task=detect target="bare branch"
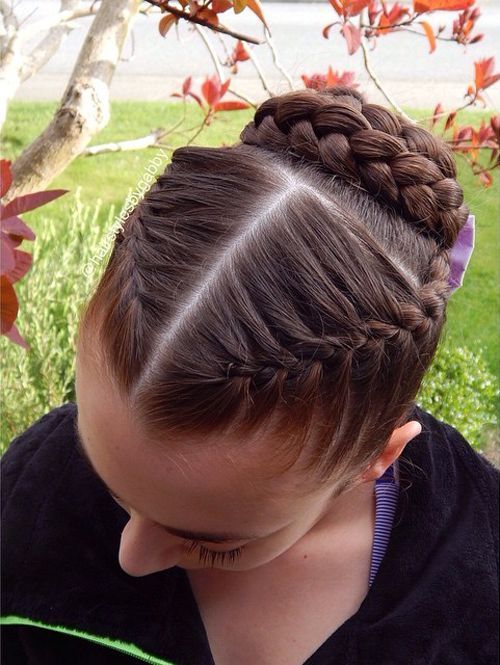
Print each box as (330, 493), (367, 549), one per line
(82, 127), (169, 154)
(261, 23), (294, 91)
(359, 10), (414, 124)
(210, 32), (259, 105)
(244, 42), (276, 97)
(398, 26), (456, 42)
(359, 11), (425, 31)
(193, 23), (224, 81)
(416, 90), (482, 125)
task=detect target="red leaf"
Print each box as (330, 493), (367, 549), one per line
(0, 209), (36, 241)
(431, 102), (444, 127)
(187, 91), (205, 109)
(5, 249), (32, 285)
(329, 0), (344, 15)
(376, 13), (394, 34)
(477, 120), (494, 143)
(420, 20), (436, 52)
(214, 100), (251, 111)
(158, 14), (177, 37)
(1, 234), (16, 274)
(456, 125), (473, 141)
(478, 170), (493, 187)
(328, 0), (370, 16)
(368, 0), (381, 24)
(376, 3), (409, 34)
(201, 76), (221, 107)
(233, 40), (250, 62)
(0, 159), (12, 198)
(445, 111), (457, 131)
(219, 78), (231, 99)
(212, 0), (233, 11)
(245, 0), (269, 29)
(182, 76), (193, 96)
(2, 320), (29, 349)
(343, 0), (371, 16)
(322, 22), (338, 38)
(414, 0), (474, 11)
(474, 57), (500, 92)
(194, 6), (219, 26)
(3, 189), (68, 218)
(326, 65), (358, 88)
(490, 115), (500, 134)
(0, 274), (18, 334)
(341, 23), (362, 54)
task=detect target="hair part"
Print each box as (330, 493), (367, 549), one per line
(77, 85), (468, 493)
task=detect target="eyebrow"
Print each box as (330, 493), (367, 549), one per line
(72, 414), (260, 544)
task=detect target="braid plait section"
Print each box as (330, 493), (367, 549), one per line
(89, 204), (158, 392)
(224, 252), (450, 388)
(239, 86), (469, 250)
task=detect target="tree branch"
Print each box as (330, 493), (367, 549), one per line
(82, 127), (169, 154)
(13, 3), (104, 47)
(359, 11), (414, 124)
(193, 22), (224, 81)
(20, 0), (100, 83)
(416, 90), (482, 125)
(143, 0), (263, 46)
(261, 23), (294, 91)
(243, 40), (276, 97)
(211, 32), (258, 105)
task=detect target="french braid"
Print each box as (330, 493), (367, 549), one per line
(240, 86), (469, 250)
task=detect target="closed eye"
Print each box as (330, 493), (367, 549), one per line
(184, 540), (245, 567)
(111, 494), (245, 566)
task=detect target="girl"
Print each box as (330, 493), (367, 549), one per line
(1, 85), (498, 665)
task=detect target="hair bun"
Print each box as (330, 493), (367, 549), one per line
(322, 85), (367, 107)
(240, 86), (469, 249)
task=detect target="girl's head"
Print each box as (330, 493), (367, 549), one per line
(75, 85), (467, 575)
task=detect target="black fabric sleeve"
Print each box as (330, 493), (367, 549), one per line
(0, 625), (140, 665)
(440, 420), (499, 568)
(1, 404), (75, 512)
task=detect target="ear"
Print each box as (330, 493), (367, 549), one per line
(359, 420), (422, 483)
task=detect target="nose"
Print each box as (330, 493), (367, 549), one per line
(118, 512), (184, 577)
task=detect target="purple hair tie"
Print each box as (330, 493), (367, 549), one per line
(448, 213), (475, 293)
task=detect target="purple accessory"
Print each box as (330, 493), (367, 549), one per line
(448, 213), (475, 293)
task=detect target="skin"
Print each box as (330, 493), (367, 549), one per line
(75, 351), (422, 577)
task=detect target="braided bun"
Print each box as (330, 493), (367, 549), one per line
(240, 86), (468, 250)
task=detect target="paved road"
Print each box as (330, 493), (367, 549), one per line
(12, 0), (500, 108)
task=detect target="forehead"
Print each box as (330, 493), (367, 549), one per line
(74, 355), (315, 530)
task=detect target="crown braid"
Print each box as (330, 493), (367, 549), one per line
(240, 86), (469, 250)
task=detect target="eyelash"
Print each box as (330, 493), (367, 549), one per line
(185, 539), (245, 567)
(110, 496), (245, 566)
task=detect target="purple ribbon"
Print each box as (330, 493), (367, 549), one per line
(448, 213), (475, 293)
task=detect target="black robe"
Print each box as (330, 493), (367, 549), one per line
(1, 401), (498, 664)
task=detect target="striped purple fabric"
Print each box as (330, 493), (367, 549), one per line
(368, 459), (400, 588)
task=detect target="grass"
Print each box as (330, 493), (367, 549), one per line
(1, 101), (499, 451)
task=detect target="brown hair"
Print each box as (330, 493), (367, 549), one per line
(77, 85), (469, 493)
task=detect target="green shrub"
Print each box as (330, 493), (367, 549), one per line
(1, 193), (498, 459)
(0, 190), (110, 454)
(416, 343), (499, 453)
